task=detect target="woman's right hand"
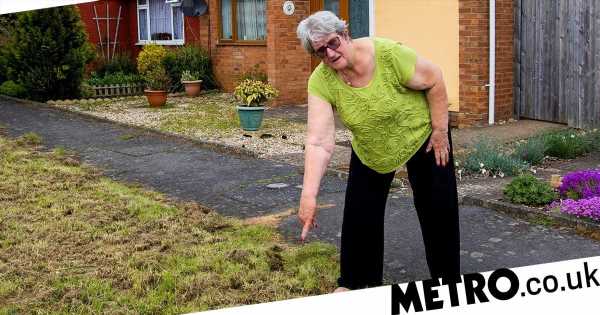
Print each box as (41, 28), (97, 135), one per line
(298, 194), (318, 241)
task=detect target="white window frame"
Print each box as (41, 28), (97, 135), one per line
(136, 0), (185, 45)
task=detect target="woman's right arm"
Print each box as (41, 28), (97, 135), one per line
(299, 94), (336, 241)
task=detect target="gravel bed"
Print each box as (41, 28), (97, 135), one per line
(47, 93), (352, 160)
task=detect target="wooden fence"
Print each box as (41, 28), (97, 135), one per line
(92, 84), (144, 98)
(515, 0), (600, 129)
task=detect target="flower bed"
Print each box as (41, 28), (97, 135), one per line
(547, 169), (600, 221)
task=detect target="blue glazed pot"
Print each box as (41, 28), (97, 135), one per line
(237, 106), (265, 131)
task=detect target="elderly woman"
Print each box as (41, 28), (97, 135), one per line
(296, 11), (460, 291)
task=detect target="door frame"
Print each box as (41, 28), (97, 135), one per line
(309, 0), (349, 70)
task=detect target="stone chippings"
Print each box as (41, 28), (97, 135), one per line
(47, 95), (352, 162)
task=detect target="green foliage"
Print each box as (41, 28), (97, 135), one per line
(0, 14), (17, 84)
(582, 128), (600, 152)
(79, 82), (95, 99)
(512, 137), (546, 165)
(463, 138), (529, 176)
(1, 7), (95, 101)
(16, 132), (42, 146)
(180, 70), (200, 82)
(234, 79), (279, 107)
(86, 72), (144, 86)
(163, 45), (217, 91)
(239, 64), (268, 83)
(145, 68), (170, 91)
(137, 45), (169, 90)
(93, 53), (137, 77)
(504, 174), (557, 206)
(0, 80), (26, 97)
(541, 130), (590, 159)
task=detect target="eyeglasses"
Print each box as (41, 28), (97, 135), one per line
(312, 36), (342, 58)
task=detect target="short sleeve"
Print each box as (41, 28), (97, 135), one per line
(388, 42), (418, 86)
(307, 64), (335, 106)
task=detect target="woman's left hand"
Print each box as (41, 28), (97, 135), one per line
(426, 128), (450, 167)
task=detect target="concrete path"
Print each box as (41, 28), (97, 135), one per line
(1, 97), (598, 284)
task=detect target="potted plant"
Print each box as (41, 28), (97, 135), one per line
(144, 68), (170, 107)
(137, 44), (170, 107)
(234, 79), (279, 131)
(181, 70), (203, 97)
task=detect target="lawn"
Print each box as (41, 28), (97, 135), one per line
(0, 134), (338, 314)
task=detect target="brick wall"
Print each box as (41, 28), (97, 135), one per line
(458, 0), (514, 128)
(206, 0), (268, 92)
(266, 0), (311, 106)
(206, 0), (310, 105)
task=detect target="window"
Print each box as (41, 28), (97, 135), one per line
(220, 0), (266, 43)
(137, 0), (184, 44)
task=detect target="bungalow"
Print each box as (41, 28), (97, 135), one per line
(77, 0), (514, 128)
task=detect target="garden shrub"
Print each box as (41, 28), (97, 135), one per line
(93, 53), (137, 77)
(464, 138), (529, 176)
(504, 174), (557, 206)
(2, 7), (95, 101)
(137, 44), (168, 77)
(137, 44), (170, 90)
(0, 14), (17, 84)
(0, 80), (26, 97)
(86, 72), (144, 86)
(541, 130), (590, 159)
(163, 45), (217, 92)
(582, 129), (600, 152)
(512, 137), (546, 166)
(79, 82), (94, 99)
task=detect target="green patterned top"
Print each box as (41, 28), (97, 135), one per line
(308, 37), (432, 174)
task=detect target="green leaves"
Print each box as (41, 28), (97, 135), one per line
(234, 79), (279, 107)
(504, 174), (557, 206)
(1, 7), (94, 101)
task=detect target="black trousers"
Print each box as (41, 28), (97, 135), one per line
(337, 131), (460, 289)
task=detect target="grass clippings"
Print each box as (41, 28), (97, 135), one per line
(0, 136), (338, 314)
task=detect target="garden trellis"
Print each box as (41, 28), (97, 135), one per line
(92, 2), (122, 60)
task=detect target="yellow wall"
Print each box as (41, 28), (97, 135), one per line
(374, 0), (459, 112)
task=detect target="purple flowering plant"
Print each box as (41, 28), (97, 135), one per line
(549, 169), (600, 221)
(558, 169), (600, 200)
(550, 197), (600, 221)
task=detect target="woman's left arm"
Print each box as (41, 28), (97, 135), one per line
(404, 56), (450, 167)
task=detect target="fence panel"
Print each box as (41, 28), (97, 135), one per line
(516, 0), (600, 128)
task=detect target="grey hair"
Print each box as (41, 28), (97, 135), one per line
(297, 11), (348, 53)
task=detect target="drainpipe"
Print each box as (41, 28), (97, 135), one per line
(369, 0), (375, 37)
(488, 0), (496, 125)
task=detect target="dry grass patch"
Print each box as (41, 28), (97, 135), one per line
(0, 136), (338, 314)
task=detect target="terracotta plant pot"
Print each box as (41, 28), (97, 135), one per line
(182, 80), (203, 97)
(144, 90), (168, 107)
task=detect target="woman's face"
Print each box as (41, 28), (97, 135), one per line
(311, 33), (353, 70)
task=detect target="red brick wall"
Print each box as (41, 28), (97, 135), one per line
(207, 0), (310, 105)
(458, 0), (514, 128)
(205, 0), (266, 92)
(266, 0), (311, 106)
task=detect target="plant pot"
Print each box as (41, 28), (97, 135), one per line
(144, 90), (168, 107)
(237, 105), (265, 131)
(182, 80), (203, 97)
